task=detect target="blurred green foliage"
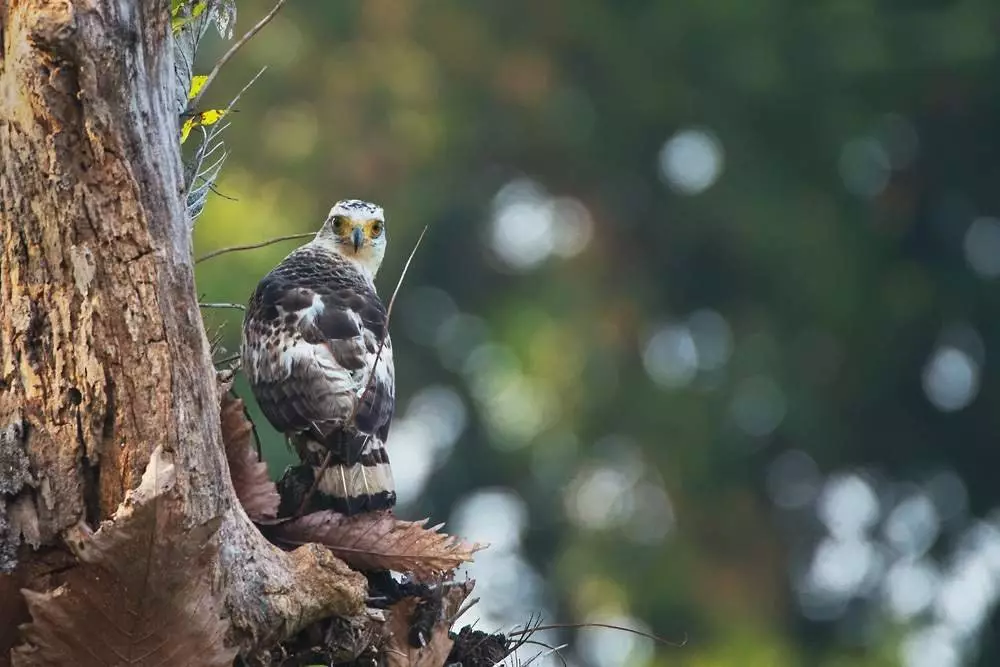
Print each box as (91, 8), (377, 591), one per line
(192, 1), (1000, 665)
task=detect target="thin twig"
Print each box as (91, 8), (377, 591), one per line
(518, 641), (570, 667)
(188, 0), (290, 111)
(207, 183), (239, 201)
(196, 232), (314, 264)
(351, 225), (429, 422)
(450, 596), (480, 624)
(507, 622), (687, 649)
(199, 302), (246, 311)
(221, 67), (268, 117)
(214, 352), (242, 365)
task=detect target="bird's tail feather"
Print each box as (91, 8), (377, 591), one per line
(277, 433), (396, 516)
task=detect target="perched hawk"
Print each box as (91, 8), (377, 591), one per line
(242, 199), (396, 516)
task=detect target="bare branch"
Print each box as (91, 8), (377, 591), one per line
(199, 302), (246, 311)
(188, 0), (290, 112)
(196, 232), (315, 264)
(214, 353), (242, 366)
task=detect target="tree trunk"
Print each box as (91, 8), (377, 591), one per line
(0, 0), (366, 660)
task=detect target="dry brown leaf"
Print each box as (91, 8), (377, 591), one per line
(11, 486), (236, 666)
(384, 582), (473, 667)
(275, 510), (485, 580)
(221, 392), (280, 521)
(384, 597), (454, 667)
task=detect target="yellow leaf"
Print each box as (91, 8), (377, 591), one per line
(188, 75), (209, 101)
(180, 118), (195, 144)
(179, 109), (228, 144)
(198, 109), (227, 126)
(171, 0), (208, 33)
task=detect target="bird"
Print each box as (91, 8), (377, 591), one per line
(241, 199), (396, 516)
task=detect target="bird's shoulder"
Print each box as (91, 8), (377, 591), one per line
(247, 244), (387, 341)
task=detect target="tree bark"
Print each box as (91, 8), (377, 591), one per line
(0, 0), (366, 660)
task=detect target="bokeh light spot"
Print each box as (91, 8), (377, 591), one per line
(642, 325), (698, 388)
(818, 473), (880, 539)
(565, 464), (637, 531)
(687, 309), (733, 371)
(386, 385), (467, 504)
(884, 559), (938, 620)
(489, 179), (594, 271)
(730, 375), (787, 437)
(767, 449), (821, 509)
(900, 626), (960, 667)
(963, 217), (1000, 278)
(839, 137), (890, 198)
(922, 346), (979, 412)
(884, 493), (939, 558)
(658, 128), (724, 195)
(807, 535), (876, 598)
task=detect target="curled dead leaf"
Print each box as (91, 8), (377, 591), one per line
(384, 597), (452, 667)
(11, 478), (236, 666)
(220, 392), (280, 521)
(384, 580), (474, 667)
(274, 510), (485, 581)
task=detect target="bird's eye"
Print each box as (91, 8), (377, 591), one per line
(332, 216), (346, 230)
(371, 222), (383, 237)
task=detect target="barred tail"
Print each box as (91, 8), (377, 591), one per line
(277, 434), (396, 516)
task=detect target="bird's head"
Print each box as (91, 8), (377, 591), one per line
(316, 199), (387, 277)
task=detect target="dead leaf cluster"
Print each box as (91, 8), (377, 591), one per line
(11, 448), (237, 667)
(220, 392), (280, 521)
(4, 387), (486, 666)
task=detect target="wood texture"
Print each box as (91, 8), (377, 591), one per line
(0, 0), (366, 658)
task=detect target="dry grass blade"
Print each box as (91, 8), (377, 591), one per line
(274, 510), (484, 581)
(353, 225), (428, 419)
(196, 231), (314, 263)
(518, 641), (570, 667)
(12, 448), (236, 666)
(221, 393), (280, 521)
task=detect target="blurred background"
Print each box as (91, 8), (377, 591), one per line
(192, 2), (1000, 665)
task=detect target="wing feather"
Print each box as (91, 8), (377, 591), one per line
(242, 245), (395, 449)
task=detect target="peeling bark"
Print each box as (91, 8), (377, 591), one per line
(1, 0), (188, 538)
(0, 0), (367, 658)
